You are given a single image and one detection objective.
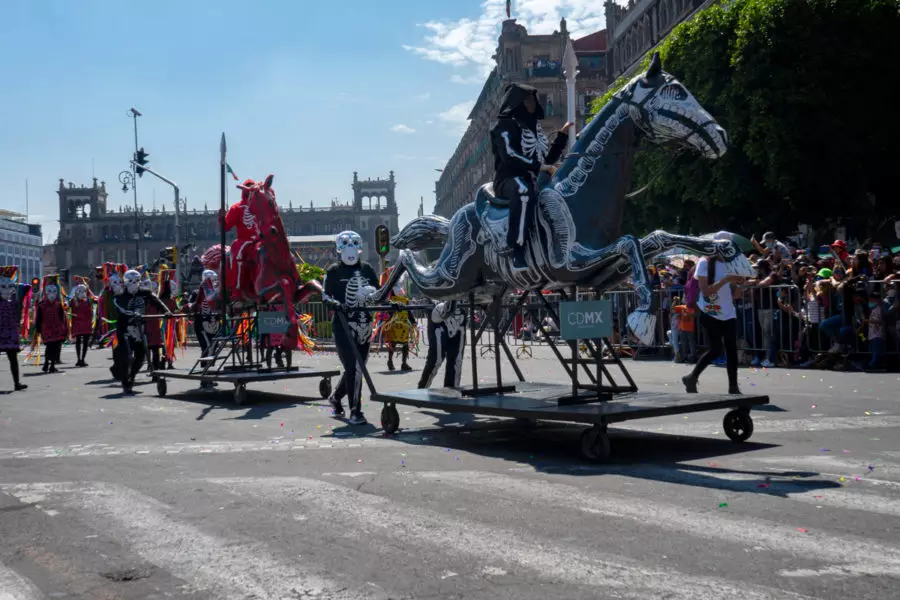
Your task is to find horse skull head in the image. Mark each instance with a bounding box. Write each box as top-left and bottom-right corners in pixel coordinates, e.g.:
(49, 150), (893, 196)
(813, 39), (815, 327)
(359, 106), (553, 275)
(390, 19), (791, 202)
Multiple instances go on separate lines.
(623, 53), (728, 160)
(335, 231), (363, 266)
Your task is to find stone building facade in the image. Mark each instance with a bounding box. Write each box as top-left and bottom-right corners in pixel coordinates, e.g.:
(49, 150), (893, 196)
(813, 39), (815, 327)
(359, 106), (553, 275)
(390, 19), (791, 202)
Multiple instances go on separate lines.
(52, 172), (399, 286)
(604, 0), (715, 80)
(434, 19), (610, 218)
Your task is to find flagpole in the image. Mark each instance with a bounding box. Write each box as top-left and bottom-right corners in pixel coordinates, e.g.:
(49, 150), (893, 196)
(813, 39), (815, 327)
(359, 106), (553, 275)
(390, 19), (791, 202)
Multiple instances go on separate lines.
(219, 133), (227, 321)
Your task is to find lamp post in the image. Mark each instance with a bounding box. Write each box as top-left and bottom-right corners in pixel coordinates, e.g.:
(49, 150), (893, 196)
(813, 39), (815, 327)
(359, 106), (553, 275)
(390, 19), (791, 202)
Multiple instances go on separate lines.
(563, 39), (579, 150)
(127, 108), (142, 265)
(129, 160), (183, 295)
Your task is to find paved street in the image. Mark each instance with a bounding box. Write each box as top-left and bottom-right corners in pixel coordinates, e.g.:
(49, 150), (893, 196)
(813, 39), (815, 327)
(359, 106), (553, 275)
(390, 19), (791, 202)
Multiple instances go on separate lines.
(1, 342), (898, 599)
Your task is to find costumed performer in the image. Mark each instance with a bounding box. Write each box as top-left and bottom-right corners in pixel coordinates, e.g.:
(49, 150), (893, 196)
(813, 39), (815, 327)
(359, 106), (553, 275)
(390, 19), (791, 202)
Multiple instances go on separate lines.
(157, 268), (179, 369)
(114, 269), (171, 393)
(383, 283), (415, 372)
(34, 274), (68, 373)
(490, 83), (571, 269)
(418, 301), (467, 389)
(0, 266), (30, 391)
(323, 230), (379, 426)
(69, 282), (95, 367)
(223, 179), (260, 300)
(261, 301), (289, 369)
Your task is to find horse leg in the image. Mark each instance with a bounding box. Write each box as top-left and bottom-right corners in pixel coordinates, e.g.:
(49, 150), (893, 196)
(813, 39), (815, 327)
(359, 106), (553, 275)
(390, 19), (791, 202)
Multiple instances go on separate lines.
(565, 235), (656, 345)
(639, 230), (753, 276)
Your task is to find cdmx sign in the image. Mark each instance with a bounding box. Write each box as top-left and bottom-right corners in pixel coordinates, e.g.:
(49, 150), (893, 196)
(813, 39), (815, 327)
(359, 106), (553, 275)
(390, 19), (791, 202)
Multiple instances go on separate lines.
(559, 299), (613, 340)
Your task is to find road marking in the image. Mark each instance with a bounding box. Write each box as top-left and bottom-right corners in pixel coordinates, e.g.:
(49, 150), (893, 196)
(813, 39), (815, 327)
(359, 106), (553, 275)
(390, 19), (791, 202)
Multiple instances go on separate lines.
(413, 470), (900, 579)
(0, 559), (45, 600)
(1, 483), (370, 600)
(616, 415), (900, 435)
(207, 476), (817, 600)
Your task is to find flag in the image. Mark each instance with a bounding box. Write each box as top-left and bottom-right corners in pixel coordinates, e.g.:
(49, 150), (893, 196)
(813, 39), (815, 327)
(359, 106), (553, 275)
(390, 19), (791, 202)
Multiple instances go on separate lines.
(226, 163), (239, 181)
(506, 0), (511, 18)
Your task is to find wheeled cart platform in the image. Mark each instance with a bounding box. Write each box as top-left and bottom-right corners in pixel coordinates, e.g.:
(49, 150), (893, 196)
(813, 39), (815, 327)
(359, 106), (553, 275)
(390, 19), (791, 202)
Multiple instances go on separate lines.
(153, 366), (339, 405)
(374, 381), (768, 460)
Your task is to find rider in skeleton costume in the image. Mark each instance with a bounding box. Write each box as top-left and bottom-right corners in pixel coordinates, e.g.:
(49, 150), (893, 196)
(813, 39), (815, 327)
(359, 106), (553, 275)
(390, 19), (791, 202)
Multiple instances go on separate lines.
(190, 269), (221, 358)
(223, 179), (260, 298)
(323, 231), (379, 425)
(418, 301), (467, 389)
(490, 83), (571, 269)
(69, 283), (94, 367)
(113, 269), (170, 393)
(0, 267), (29, 391)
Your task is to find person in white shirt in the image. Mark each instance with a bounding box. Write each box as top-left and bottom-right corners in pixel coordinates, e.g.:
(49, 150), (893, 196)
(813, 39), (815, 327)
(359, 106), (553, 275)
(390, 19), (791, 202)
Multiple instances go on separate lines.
(682, 232), (748, 394)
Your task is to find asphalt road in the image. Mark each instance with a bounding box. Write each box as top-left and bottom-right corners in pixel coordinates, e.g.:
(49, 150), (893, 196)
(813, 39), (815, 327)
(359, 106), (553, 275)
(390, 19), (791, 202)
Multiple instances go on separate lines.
(1, 341), (898, 599)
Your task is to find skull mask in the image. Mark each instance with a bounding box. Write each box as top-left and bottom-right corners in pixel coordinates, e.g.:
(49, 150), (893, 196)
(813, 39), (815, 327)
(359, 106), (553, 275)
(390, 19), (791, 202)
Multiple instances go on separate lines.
(335, 231), (362, 266)
(44, 284), (59, 302)
(139, 276), (152, 293)
(0, 277), (15, 302)
(202, 269), (218, 297)
(109, 273), (125, 296)
(73, 284), (88, 301)
(124, 270), (142, 295)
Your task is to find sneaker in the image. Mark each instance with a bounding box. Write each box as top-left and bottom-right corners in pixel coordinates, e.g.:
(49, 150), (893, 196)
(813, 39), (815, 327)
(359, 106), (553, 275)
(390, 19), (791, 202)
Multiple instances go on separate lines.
(750, 357), (760, 367)
(728, 386), (742, 395)
(760, 360), (774, 368)
(681, 374), (698, 393)
(14, 383), (27, 391)
(328, 396), (345, 418)
(401, 363), (413, 372)
(348, 412), (368, 426)
(48, 366), (59, 374)
(387, 361), (396, 372)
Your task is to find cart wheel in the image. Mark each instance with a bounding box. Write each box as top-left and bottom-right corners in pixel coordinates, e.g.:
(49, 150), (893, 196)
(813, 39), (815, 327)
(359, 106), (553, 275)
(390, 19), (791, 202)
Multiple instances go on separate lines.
(381, 404), (400, 435)
(156, 378), (167, 397)
(319, 377), (332, 399)
(580, 426), (610, 462)
(234, 384), (247, 406)
(723, 409), (754, 443)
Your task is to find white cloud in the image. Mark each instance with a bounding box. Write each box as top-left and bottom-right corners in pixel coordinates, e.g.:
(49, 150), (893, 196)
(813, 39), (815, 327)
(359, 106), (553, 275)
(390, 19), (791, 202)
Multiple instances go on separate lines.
(438, 101), (476, 134)
(390, 124), (417, 134)
(450, 73), (485, 85)
(404, 0), (610, 82)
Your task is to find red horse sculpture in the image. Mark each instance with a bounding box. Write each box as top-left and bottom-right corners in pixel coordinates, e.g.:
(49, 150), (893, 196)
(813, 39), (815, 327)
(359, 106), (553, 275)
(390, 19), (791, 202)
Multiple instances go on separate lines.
(202, 175), (314, 350)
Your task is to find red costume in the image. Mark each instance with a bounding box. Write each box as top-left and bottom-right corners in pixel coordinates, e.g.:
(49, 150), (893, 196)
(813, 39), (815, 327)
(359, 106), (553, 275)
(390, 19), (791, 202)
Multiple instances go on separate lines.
(224, 179), (261, 299)
(36, 300), (67, 343)
(145, 301), (163, 347)
(70, 299), (93, 337)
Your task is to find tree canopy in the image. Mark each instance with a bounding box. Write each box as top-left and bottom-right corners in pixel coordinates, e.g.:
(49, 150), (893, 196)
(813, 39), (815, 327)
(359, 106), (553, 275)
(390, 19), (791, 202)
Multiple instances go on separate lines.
(591, 0), (900, 244)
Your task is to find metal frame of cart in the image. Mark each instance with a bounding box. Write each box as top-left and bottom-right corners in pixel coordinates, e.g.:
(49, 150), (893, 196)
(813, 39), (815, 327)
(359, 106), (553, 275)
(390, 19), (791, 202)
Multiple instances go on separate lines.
(335, 289), (768, 461)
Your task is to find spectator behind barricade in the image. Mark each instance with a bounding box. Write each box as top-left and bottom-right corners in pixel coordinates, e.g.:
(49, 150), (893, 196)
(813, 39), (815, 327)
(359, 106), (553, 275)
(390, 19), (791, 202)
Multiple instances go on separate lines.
(819, 266), (856, 353)
(776, 282), (804, 366)
(753, 232), (792, 262)
(885, 283), (900, 354)
(672, 298), (697, 363)
(875, 255), (898, 282)
(830, 240), (851, 268)
(849, 250), (872, 279)
(679, 260), (696, 288)
(747, 258), (779, 368)
(863, 291), (885, 371)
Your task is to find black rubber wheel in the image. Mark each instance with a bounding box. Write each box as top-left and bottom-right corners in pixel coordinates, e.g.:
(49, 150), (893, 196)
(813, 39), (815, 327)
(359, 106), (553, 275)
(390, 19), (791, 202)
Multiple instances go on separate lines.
(580, 427), (611, 462)
(723, 409), (754, 443)
(319, 377), (332, 399)
(234, 384), (247, 406)
(381, 404), (400, 435)
(156, 378), (167, 397)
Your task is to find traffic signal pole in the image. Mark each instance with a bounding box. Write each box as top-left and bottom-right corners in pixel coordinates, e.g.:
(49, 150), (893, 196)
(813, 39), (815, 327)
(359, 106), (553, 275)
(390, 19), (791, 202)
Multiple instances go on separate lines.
(130, 161), (181, 296)
(129, 109), (141, 265)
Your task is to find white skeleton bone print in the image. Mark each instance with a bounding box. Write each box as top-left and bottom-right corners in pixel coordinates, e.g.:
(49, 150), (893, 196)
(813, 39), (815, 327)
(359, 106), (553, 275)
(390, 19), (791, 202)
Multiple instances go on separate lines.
(123, 295), (146, 342)
(521, 123), (549, 163)
(345, 270), (374, 344)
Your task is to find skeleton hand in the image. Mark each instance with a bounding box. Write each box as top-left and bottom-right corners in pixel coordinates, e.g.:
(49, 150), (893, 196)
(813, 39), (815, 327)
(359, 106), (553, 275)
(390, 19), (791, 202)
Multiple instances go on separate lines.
(360, 285), (377, 303)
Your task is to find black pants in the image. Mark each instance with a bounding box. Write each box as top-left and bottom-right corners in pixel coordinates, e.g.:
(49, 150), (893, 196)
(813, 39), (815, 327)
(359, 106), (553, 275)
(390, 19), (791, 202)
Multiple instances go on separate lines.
(387, 342), (409, 368)
(690, 313), (738, 388)
(5, 349), (20, 385)
(122, 338), (146, 386)
(418, 322), (465, 388)
(497, 176), (537, 249)
(44, 341), (62, 369)
(149, 347), (163, 370)
(333, 317), (370, 415)
(74, 334), (91, 364)
(195, 320), (215, 356)
(111, 335), (128, 381)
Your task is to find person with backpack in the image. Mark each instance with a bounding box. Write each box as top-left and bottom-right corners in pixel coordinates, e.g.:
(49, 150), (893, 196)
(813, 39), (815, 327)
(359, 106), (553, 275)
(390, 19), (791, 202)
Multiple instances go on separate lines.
(682, 232), (748, 394)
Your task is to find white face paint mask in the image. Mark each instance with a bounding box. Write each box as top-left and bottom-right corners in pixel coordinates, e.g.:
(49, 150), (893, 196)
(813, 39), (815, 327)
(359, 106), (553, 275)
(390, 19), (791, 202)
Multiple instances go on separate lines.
(73, 284), (88, 301)
(139, 277), (152, 293)
(45, 284), (59, 302)
(123, 270), (141, 295)
(0, 277), (15, 302)
(202, 270), (218, 298)
(109, 274), (125, 296)
(335, 231), (362, 266)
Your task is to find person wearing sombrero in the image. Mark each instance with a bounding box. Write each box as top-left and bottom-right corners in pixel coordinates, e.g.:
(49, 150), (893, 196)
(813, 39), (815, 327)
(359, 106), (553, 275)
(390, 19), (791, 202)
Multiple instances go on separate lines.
(0, 266), (30, 390)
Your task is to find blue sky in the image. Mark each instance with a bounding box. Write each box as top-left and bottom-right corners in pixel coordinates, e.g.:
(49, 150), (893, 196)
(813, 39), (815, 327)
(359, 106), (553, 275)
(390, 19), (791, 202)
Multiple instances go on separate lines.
(0, 0), (609, 245)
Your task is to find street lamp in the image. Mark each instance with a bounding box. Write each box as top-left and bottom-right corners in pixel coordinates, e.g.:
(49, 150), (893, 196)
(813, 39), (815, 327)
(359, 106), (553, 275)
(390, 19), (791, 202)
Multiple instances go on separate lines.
(127, 108), (142, 265)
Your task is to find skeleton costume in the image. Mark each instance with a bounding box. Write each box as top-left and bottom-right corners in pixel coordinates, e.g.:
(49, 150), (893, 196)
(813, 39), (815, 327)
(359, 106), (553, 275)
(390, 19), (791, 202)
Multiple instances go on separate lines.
(223, 180), (260, 298)
(142, 275), (166, 371)
(490, 83), (568, 268)
(418, 301), (467, 389)
(35, 278), (68, 373)
(0, 267), (29, 391)
(191, 269), (221, 357)
(323, 231), (379, 425)
(113, 269), (170, 392)
(70, 284), (94, 367)
(107, 271), (129, 380)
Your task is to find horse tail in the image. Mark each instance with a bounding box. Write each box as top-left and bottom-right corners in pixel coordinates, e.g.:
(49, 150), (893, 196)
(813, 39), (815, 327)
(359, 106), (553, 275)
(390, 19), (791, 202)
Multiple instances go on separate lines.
(391, 215), (450, 251)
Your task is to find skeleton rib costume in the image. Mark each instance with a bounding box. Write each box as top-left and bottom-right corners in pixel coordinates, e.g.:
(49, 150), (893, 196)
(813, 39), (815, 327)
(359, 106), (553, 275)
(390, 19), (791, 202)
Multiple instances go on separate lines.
(113, 269), (170, 392)
(323, 231), (379, 425)
(0, 267), (29, 391)
(418, 301), (467, 389)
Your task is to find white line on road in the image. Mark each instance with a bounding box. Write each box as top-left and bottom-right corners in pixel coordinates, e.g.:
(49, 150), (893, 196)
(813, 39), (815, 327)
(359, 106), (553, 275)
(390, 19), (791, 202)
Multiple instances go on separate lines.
(207, 476), (818, 600)
(616, 414), (900, 435)
(1, 482), (370, 600)
(0, 560), (45, 600)
(412, 470), (900, 579)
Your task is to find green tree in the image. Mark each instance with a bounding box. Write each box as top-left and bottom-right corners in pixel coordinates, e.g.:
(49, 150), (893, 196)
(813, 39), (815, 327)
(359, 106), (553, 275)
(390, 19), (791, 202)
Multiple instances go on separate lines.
(592, 0), (900, 243)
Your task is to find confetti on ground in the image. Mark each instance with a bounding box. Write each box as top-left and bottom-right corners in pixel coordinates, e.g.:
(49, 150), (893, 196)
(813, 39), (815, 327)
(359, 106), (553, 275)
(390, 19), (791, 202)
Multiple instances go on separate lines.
(796, 528), (809, 533)
(811, 404), (817, 408)
(718, 502), (728, 508)
(820, 448), (831, 452)
(839, 477), (846, 482)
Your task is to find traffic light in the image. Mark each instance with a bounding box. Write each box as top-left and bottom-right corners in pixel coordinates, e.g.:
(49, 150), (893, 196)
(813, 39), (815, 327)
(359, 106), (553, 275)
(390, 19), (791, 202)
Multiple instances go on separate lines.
(375, 225), (390, 258)
(31, 277), (40, 290)
(135, 147), (150, 177)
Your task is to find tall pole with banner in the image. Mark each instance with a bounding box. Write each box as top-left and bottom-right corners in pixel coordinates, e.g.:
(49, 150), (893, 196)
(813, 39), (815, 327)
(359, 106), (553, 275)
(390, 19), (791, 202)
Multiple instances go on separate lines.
(219, 133), (227, 319)
(563, 38), (579, 150)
